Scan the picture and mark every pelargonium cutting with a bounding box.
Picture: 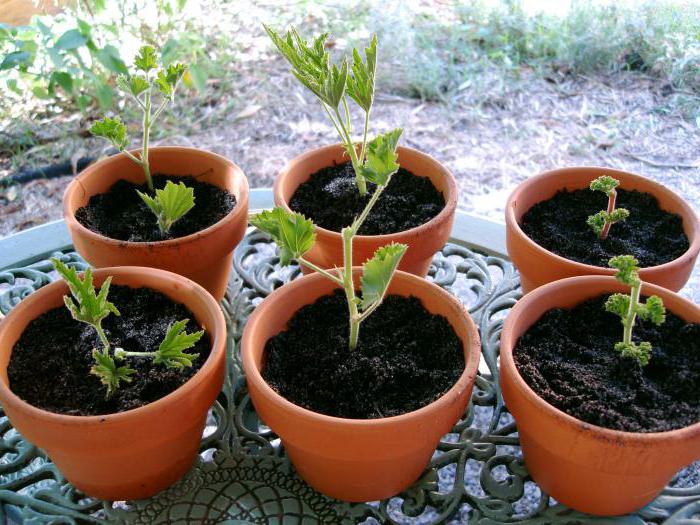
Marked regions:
[90,45,193,236]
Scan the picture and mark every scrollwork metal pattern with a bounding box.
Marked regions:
[0,231,697,524]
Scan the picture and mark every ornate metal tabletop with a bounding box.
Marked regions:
[0,206,698,524]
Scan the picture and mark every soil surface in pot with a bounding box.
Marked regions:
[8,285,211,416]
[75,174,236,242]
[519,188,689,267]
[289,161,445,234]
[514,295,700,432]
[263,290,465,419]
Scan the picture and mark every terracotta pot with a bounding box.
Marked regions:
[500,275,700,515]
[64,147,250,301]
[241,269,480,502]
[505,167,700,293]
[274,144,457,277]
[0,267,227,501]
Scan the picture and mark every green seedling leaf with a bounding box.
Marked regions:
[250,207,316,266]
[590,175,619,196]
[117,74,149,97]
[359,243,407,311]
[608,255,640,287]
[360,128,403,186]
[605,293,630,319]
[586,210,608,236]
[134,45,158,72]
[609,208,630,223]
[637,295,666,325]
[614,341,652,367]
[137,180,195,234]
[156,63,186,99]
[90,116,129,151]
[91,350,136,399]
[153,319,203,368]
[51,258,120,328]
[347,34,377,112]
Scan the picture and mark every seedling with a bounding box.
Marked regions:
[587,175,629,240]
[90,45,192,235]
[605,255,665,366]
[265,25,383,196]
[251,130,407,351]
[51,258,203,398]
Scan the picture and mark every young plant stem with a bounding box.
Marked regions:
[332,104,367,195]
[141,81,153,192]
[600,189,617,240]
[342,226,361,350]
[95,324,110,354]
[298,257,343,286]
[359,109,371,164]
[623,278,642,346]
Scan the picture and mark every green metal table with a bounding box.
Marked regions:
[0,189,697,524]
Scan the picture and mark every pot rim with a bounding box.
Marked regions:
[273,143,458,242]
[0,266,226,424]
[505,166,700,273]
[241,268,481,427]
[63,146,250,248]
[501,274,700,442]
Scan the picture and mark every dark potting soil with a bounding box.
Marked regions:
[263,290,465,419]
[289,161,445,234]
[75,175,236,242]
[520,188,689,267]
[8,285,211,416]
[514,295,700,433]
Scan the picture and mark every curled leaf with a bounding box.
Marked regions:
[360,128,403,186]
[137,180,195,234]
[90,116,129,151]
[154,319,203,369]
[590,175,620,196]
[359,243,407,311]
[608,255,640,287]
[90,350,136,399]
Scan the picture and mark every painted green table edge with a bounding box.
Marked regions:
[0,188,697,525]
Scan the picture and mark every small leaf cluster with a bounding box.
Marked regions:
[587,175,629,239]
[137,181,195,235]
[604,255,666,366]
[265,25,387,195]
[90,44,193,236]
[51,259,202,399]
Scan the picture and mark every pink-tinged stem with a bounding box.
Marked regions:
[600,189,616,240]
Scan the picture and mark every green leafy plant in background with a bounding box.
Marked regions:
[265,25,382,196]
[251,129,407,350]
[90,45,192,235]
[605,255,666,366]
[586,175,630,240]
[51,258,203,398]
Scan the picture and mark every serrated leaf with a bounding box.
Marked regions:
[614,341,652,366]
[608,255,640,287]
[54,29,87,51]
[117,74,149,97]
[605,293,630,319]
[134,45,158,72]
[359,243,407,311]
[156,63,186,99]
[609,208,629,223]
[51,258,120,328]
[90,116,129,150]
[137,180,195,234]
[639,295,666,325]
[360,128,403,186]
[589,175,620,196]
[347,34,377,112]
[586,210,607,236]
[91,350,136,399]
[250,207,316,266]
[154,319,203,368]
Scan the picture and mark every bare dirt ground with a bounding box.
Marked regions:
[1,64,699,298]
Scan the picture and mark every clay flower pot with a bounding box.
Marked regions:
[241,269,480,502]
[64,147,250,301]
[274,144,457,277]
[0,266,227,501]
[505,167,700,293]
[500,275,700,516]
